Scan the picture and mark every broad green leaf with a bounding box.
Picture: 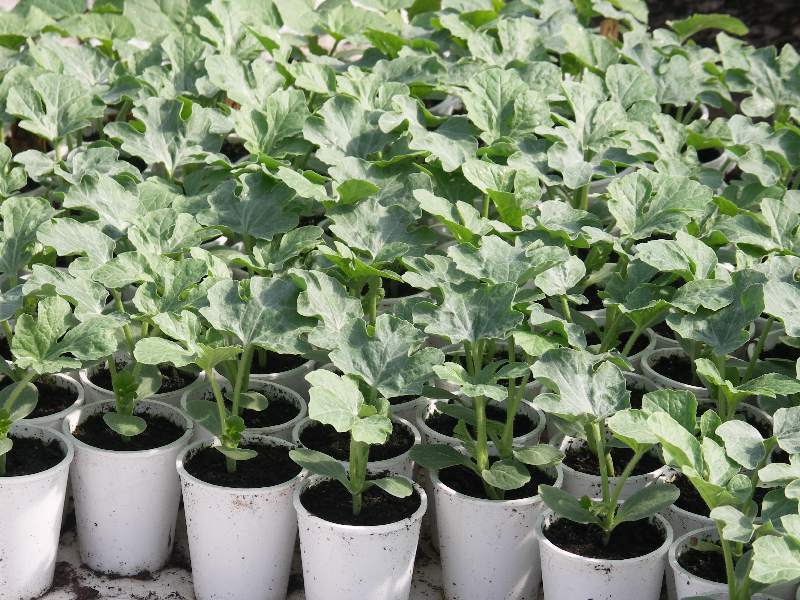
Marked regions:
[669,14,748,42]
[186,399,222,436]
[513,445,564,467]
[0,196,56,276]
[133,338,196,368]
[369,476,414,498]
[289,447,352,492]
[36,218,115,271]
[449,236,544,286]
[103,412,147,437]
[540,485,599,524]
[234,89,309,158]
[410,444,472,471]
[615,483,680,525]
[62,174,142,236]
[305,369,363,433]
[647,412,703,472]
[292,269,363,350]
[217,446,258,461]
[751,535,800,585]
[0,381,38,422]
[534,256,586,298]
[709,505,754,543]
[774,407,800,454]
[608,409,658,450]
[716,420,766,470]
[482,459,531,491]
[351,414,392,445]
[641,390,698,433]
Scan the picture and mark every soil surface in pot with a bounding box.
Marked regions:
[249,350,307,375]
[300,478,422,526]
[426,404,536,439]
[629,382,648,409]
[90,362,196,394]
[439,463,555,500]
[220,140,249,162]
[298,213,325,227]
[677,547,726,583]
[564,444,663,476]
[0,376,78,418]
[544,517,665,560]
[0,336,10,360]
[669,472,710,516]
[223,394,300,428]
[580,285,605,311]
[2,435,65,476]
[651,321,677,340]
[763,342,800,362]
[586,330,649,355]
[388,394,418,407]
[651,354,699,386]
[73,411,185,451]
[300,421,414,462]
[185,442,301,488]
[382,276,419,299]
[697,147,723,163]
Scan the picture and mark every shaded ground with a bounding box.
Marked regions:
[647,0,800,48]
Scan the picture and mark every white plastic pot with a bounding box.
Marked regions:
[669,527,795,600]
[433,465,563,600]
[389,395,430,423]
[0,424,73,600]
[292,416,419,478]
[641,348,710,398]
[248,357,315,399]
[177,434,304,600]
[63,399,193,575]
[559,437,666,500]
[647,324,681,350]
[183,378,308,445]
[79,359,204,407]
[539,511,673,600]
[415,398,545,448]
[22,373,84,431]
[294,475,427,600]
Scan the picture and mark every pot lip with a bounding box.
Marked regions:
[79,362,203,400]
[430,463,564,507]
[182,376,309,434]
[291,415,421,467]
[3,422,74,483]
[559,436,666,481]
[248,358,316,380]
[176,433,305,494]
[668,525,721,578]
[640,347,708,394]
[293,474,428,533]
[62,399,193,457]
[624,371,658,390]
[415,397,546,446]
[538,509,674,565]
[22,372,85,425]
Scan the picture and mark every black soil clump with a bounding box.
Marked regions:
[1,435,65,476]
[72,411,185,451]
[678,547,727,583]
[439,463,555,500]
[299,420,415,462]
[184,442,301,488]
[544,518,665,560]
[249,351,307,375]
[300,478,421,526]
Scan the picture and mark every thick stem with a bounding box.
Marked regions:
[744,317,773,382]
[590,422,610,504]
[560,295,572,323]
[474,396,489,474]
[207,371,236,473]
[463,341,476,376]
[718,533,738,600]
[112,291,136,355]
[501,372,529,454]
[602,448,646,544]
[349,437,368,516]
[621,327,644,357]
[481,194,490,218]
[363,277,380,326]
[232,344,254,417]
[714,354,729,419]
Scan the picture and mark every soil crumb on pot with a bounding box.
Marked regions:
[185,442,301,488]
[300,478,421,526]
[299,420,414,461]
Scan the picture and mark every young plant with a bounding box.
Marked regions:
[0,296,119,473]
[289,369,413,515]
[531,348,679,545]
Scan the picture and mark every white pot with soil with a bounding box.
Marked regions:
[559,437,667,501]
[539,510,673,600]
[415,398,545,448]
[292,415,419,478]
[432,463,563,600]
[293,475,427,600]
[19,373,84,430]
[388,394,431,424]
[80,357,203,407]
[183,378,308,445]
[669,527,795,600]
[246,350,315,399]
[641,348,710,398]
[62,399,193,575]
[177,433,304,600]
[0,423,73,600]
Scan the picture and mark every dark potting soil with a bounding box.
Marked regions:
[439,463,555,500]
[652,321,677,340]
[544,518,665,560]
[220,140,249,162]
[586,330,649,356]
[762,343,800,363]
[27,377,78,418]
[388,394,417,406]
[564,444,664,477]
[299,420,415,462]
[1,435,65,476]
[697,147,723,163]
[629,383,647,409]
[234,395,300,428]
[90,362,196,394]
[300,477,422,526]
[72,412,185,451]
[651,354,697,386]
[184,442,301,488]
[425,403,536,439]
[382,276,418,299]
[678,547,727,584]
[581,285,605,311]
[298,213,325,227]
[249,350,307,374]
[670,471,710,516]
[0,336,11,360]
[646,0,800,49]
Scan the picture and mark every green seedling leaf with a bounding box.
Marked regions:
[218,447,258,462]
[482,459,531,491]
[540,485,599,524]
[615,483,680,525]
[369,476,414,498]
[103,413,147,437]
[289,448,352,492]
[410,444,472,471]
[239,391,268,412]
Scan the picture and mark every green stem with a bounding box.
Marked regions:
[327,38,341,57]
[744,317,773,382]
[349,437,368,515]
[714,354,729,419]
[481,194,490,218]
[718,532,738,600]
[363,277,380,326]
[501,372,529,454]
[474,396,489,474]
[207,370,236,474]
[560,295,572,323]
[682,102,700,124]
[590,422,610,503]
[602,448,645,544]
[621,327,644,357]
[573,185,589,211]
[1,320,13,345]
[112,291,136,355]
[107,356,122,409]
[232,344,255,417]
